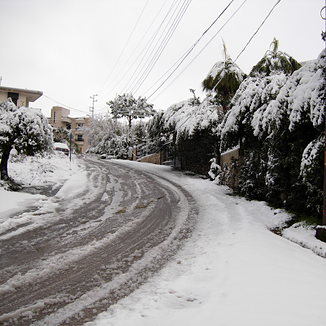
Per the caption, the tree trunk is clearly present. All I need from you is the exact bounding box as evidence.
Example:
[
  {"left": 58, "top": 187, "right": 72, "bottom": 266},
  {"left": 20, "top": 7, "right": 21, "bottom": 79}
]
[
  {"left": 128, "top": 116, "right": 132, "bottom": 130},
  {"left": 0, "top": 146, "right": 12, "bottom": 180}
]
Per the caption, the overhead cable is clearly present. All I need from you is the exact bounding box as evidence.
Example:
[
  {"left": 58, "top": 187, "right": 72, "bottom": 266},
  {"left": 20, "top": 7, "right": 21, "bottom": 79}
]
[
  {"left": 149, "top": 0, "right": 247, "bottom": 100},
  {"left": 102, "top": 0, "right": 167, "bottom": 97},
  {"left": 147, "top": 0, "right": 235, "bottom": 99},
  {"left": 99, "top": 0, "right": 150, "bottom": 92},
  {"left": 120, "top": 0, "right": 180, "bottom": 93},
  {"left": 234, "top": 0, "right": 282, "bottom": 62},
  {"left": 44, "top": 95, "right": 90, "bottom": 115},
  {"left": 130, "top": 0, "right": 192, "bottom": 95}
]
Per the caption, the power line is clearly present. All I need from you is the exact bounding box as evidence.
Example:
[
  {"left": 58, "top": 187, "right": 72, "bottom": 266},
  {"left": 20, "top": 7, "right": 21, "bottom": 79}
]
[
  {"left": 234, "top": 0, "right": 282, "bottom": 62},
  {"left": 43, "top": 95, "right": 90, "bottom": 115},
  {"left": 130, "top": 0, "right": 192, "bottom": 95},
  {"left": 146, "top": 0, "right": 235, "bottom": 99},
  {"left": 101, "top": 0, "right": 169, "bottom": 99},
  {"left": 128, "top": 0, "right": 189, "bottom": 93},
  {"left": 149, "top": 0, "right": 247, "bottom": 101},
  {"left": 99, "top": 0, "right": 150, "bottom": 92},
  {"left": 120, "top": 0, "right": 180, "bottom": 94}
]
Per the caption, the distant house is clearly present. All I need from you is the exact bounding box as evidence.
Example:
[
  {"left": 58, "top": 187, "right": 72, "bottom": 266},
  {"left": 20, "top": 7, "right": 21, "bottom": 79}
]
[
  {"left": 48, "top": 106, "right": 90, "bottom": 153},
  {"left": 0, "top": 85, "right": 42, "bottom": 107}
]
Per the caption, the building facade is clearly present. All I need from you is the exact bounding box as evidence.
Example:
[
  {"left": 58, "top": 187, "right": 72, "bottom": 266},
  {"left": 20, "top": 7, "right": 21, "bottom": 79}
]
[
  {"left": 0, "top": 86, "right": 42, "bottom": 107},
  {"left": 49, "top": 106, "right": 90, "bottom": 153}
]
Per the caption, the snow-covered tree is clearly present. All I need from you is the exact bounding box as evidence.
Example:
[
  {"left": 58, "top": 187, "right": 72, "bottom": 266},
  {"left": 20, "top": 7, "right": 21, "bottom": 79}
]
[
  {"left": 254, "top": 49, "right": 325, "bottom": 214},
  {"left": 219, "top": 47, "right": 325, "bottom": 218},
  {"left": 84, "top": 115, "right": 131, "bottom": 158},
  {"left": 0, "top": 100, "right": 52, "bottom": 180},
  {"left": 250, "top": 38, "right": 301, "bottom": 77},
  {"left": 53, "top": 127, "right": 69, "bottom": 143},
  {"left": 107, "top": 93, "right": 155, "bottom": 129},
  {"left": 202, "top": 43, "right": 246, "bottom": 112},
  {"left": 84, "top": 115, "right": 117, "bottom": 150}
]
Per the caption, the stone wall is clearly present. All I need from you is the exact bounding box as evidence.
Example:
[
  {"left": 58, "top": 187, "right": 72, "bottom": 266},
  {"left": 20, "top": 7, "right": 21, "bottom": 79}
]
[
  {"left": 220, "top": 147, "right": 240, "bottom": 190},
  {"left": 137, "top": 152, "right": 161, "bottom": 165}
]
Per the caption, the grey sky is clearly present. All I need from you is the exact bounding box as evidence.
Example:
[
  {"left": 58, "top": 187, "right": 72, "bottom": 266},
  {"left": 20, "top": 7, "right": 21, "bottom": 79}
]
[{"left": 0, "top": 0, "right": 324, "bottom": 117}]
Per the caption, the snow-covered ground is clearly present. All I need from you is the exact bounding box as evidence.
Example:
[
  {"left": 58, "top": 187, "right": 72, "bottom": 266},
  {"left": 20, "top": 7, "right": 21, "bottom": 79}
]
[
  {"left": 87, "top": 160, "right": 326, "bottom": 326},
  {"left": 1, "top": 156, "right": 326, "bottom": 326},
  {"left": 0, "top": 152, "right": 86, "bottom": 224}
]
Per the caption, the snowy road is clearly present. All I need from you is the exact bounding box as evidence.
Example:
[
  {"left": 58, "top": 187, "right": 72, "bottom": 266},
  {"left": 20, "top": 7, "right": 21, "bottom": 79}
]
[{"left": 0, "top": 158, "right": 197, "bottom": 325}]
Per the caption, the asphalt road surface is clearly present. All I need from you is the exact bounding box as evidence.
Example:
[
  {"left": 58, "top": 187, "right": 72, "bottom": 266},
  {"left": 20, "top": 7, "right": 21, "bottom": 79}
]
[{"left": 0, "top": 158, "right": 197, "bottom": 325}]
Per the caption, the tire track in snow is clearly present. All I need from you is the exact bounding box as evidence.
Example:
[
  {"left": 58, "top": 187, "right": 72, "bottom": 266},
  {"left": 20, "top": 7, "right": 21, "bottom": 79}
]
[{"left": 0, "top": 159, "right": 197, "bottom": 325}]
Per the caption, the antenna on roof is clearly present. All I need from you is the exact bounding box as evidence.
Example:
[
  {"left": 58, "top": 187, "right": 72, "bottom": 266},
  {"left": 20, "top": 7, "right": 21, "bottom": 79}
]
[{"left": 0, "top": 76, "right": 2, "bottom": 86}]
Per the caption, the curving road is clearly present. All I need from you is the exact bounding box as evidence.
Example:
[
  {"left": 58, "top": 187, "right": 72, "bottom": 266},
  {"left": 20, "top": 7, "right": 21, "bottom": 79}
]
[{"left": 0, "top": 158, "right": 197, "bottom": 325}]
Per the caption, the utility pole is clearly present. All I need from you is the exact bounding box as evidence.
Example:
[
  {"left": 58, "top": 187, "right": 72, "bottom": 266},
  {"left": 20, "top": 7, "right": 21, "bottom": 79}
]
[{"left": 89, "top": 94, "right": 98, "bottom": 119}]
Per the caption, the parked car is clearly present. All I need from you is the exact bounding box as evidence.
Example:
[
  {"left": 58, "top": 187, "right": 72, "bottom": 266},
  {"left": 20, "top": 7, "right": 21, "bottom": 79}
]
[{"left": 53, "top": 142, "right": 70, "bottom": 156}]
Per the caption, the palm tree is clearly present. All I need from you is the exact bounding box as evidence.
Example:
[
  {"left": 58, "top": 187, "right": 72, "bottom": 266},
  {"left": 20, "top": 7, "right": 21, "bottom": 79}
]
[
  {"left": 250, "top": 38, "right": 301, "bottom": 77},
  {"left": 202, "top": 41, "right": 246, "bottom": 112}
]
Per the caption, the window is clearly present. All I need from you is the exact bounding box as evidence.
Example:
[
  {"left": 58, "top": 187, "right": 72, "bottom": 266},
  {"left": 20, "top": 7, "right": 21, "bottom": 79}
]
[
  {"left": 76, "top": 134, "right": 83, "bottom": 141},
  {"left": 8, "top": 92, "right": 19, "bottom": 106}
]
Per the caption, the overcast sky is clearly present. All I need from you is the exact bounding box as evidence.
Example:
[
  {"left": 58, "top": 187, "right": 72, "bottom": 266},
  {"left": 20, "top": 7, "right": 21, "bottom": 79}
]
[{"left": 0, "top": 0, "right": 324, "bottom": 117}]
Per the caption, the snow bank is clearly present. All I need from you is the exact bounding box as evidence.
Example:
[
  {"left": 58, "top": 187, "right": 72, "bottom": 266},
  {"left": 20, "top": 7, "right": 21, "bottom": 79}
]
[
  {"left": 8, "top": 153, "right": 82, "bottom": 187},
  {"left": 282, "top": 222, "right": 326, "bottom": 258},
  {"left": 0, "top": 189, "right": 44, "bottom": 222},
  {"left": 0, "top": 153, "right": 86, "bottom": 223},
  {"left": 55, "top": 170, "right": 88, "bottom": 200}
]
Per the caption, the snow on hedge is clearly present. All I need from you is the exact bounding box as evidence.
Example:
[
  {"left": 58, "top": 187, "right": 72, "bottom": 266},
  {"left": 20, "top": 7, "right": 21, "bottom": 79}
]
[
  {"left": 300, "top": 135, "right": 324, "bottom": 179},
  {"left": 163, "top": 97, "right": 221, "bottom": 137},
  {"left": 219, "top": 48, "right": 325, "bottom": 150},
  {"left": 253, "top": 49, "right": 325, "bottom": 136},
  {"left": 219, "top": 73, "right": 288, "bottom": 150}
]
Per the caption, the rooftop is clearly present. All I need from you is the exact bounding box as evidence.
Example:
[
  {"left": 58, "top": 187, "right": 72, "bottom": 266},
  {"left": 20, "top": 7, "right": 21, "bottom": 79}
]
[{"left": 0, "top": 85, "right": 43, "bottom": 102}]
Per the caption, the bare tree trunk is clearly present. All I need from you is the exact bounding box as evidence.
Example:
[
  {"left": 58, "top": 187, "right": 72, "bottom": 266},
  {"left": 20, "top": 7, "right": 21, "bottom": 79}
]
[
  {"left": 128, "top": 116, "right": 132, "bottom": 130},
  {"left": 0, "top": 146, "right": 12, "bottom": 180}
]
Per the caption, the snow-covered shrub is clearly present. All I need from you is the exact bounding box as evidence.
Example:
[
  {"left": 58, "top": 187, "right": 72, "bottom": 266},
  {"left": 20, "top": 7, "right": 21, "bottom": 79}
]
[
  {"left": 218, "top": 46, "right": 324, "bottom": 219},
  {"left": 262, "top": 49, "right": 325, "bottom": 214},
  {"left": 0, "top": 100, "right": 53, "bottom": 180},
  {"left": 208, "top": 158, "right": 221, "bottom": 181},
  {"left": 220, "top": 73, "right": 288, "bottom": 151},
  {"left": 299, "top": 135, "right": 324, "bottom": 216},
  {"left": 163, "top": 97, "right": 222, "bottom": 139},
  {"left": 146, "top": 97, "right": 223, "bottom": 174},
  {"left": 219, "top": 73, "right": 288, "bottom": 200}
]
